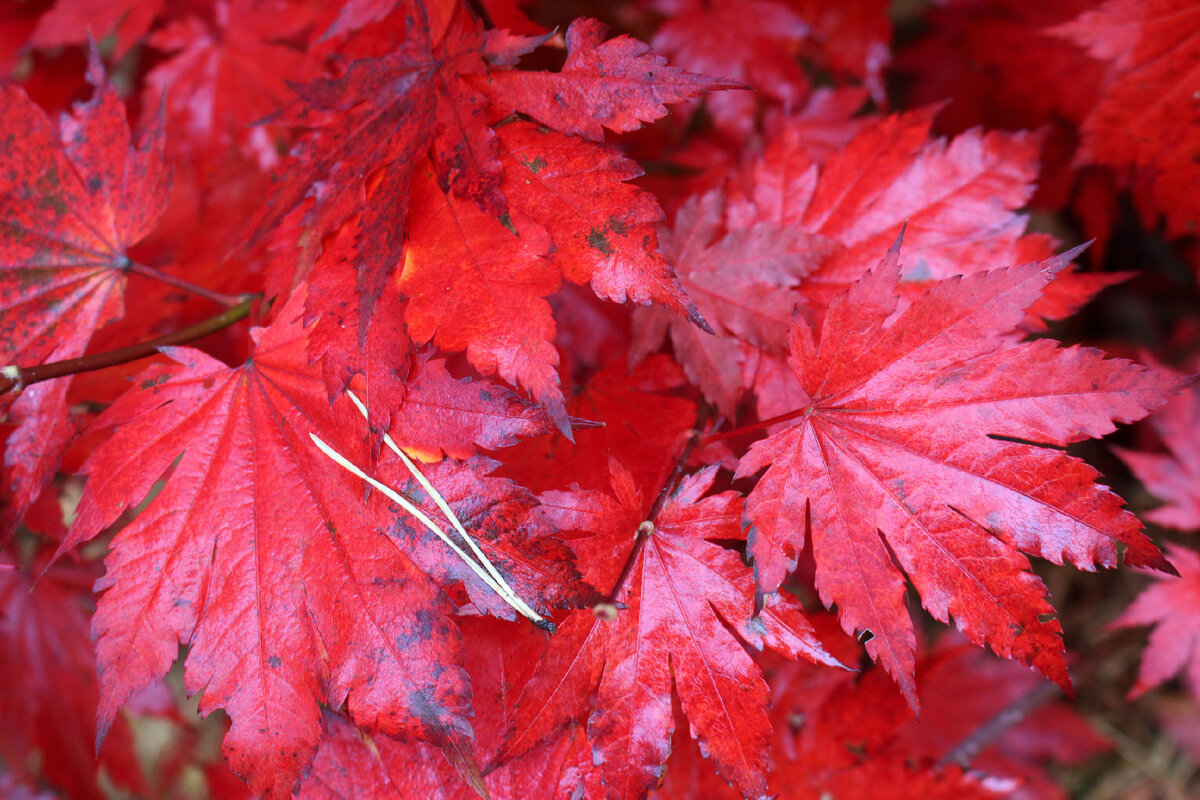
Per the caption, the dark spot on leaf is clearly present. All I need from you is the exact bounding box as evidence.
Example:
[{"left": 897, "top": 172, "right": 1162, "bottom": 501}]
[
  {"left": 521, "top": 155, "right": 548, "bottom": 174},
  {"left": 269, "top": 656, "right": 281, "bottom": 668},
  {"left": 499, "top": 211, "right": 518, "bottom": 236},
  {"left": 140, "top": 373, "right": 168, "bottom": 391},
  {"left": 587, "top": 228, "right": 614, "bottom": 255},
  {"left": 38, "top": 192, "right": 68, "bottom": 217}
]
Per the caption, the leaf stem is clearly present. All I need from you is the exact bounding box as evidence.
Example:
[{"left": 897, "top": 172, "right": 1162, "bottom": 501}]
[
  {"left": 0, "top": 296, "right": 256, "bottom": 396},
  {"left": 699, "top": 406, "right": 808, "bottom": 446},
  {"left": 604, "top": 408, "right": 709, "bottom": 604},
  {"left": 126, "top": 261, "right": 245, "bottom": 307}
]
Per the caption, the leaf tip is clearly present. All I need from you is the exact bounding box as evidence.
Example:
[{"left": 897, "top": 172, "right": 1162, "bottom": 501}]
[{"left": 689, "top": 302, "right": 715, "bottom": 335}]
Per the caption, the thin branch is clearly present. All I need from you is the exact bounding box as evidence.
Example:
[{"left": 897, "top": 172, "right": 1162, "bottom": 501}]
[
  {"left": 127, "top": 261, "right": 245, "bottom": 307},
  {"left": 939, "top": 680, "right": 1062, "bottom": 768},
  {"left": 464, "top": 0, "right": 495, "bottom": 29},
  {"left": 1, "top": 296, "right": 256, "bottom": 396},
  {"left": 939, "top": 627, "right": 1148, "bottom": 769}
]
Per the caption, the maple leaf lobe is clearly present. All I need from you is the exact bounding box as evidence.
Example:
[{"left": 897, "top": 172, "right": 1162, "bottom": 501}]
[{"left": 473, "top": 17, "right": 747, "bottom": 142}]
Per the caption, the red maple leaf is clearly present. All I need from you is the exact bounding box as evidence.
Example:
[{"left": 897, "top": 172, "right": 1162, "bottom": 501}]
[
  {"left": 247, "top": 12, "right": 436, "bottom": 354},
  {"left": 300, "top": 202, "right": 549, "bottom": 454},
  {"left": 894, "top": 0, "right": 1103, "bottom": 134},
  {"left": 731, "top": 110, "right": 1055, "bottom": 300},
  {"left": 1054, "top": 0, "right": 1200, "bottom": 237},
  {"left": 1115, "top": 375, "right": 1200, "bottom": 531},
  {"left": 766, "top": 658, "right": 1004, "bottom": 800},
  {"left": 4, "top": 2, "right": 1199, "bottom": 797},
  {"left": 737, "top": 239, "right": 1180, "bottom": 704},
  {"left": 788, "top": 0, "right": 891, "bottom": 102},
  {"left": 1114, "top": 543, "right": 1200, "bottom": 699},
  {"left": 378, "top": 452, "right": 591, "bottom": 620},
  {"left": 302, "top": 228, "right": 415, "bottom": 440},
  {"left": 399, "top": 160, "right": 567, "bottom": 430},
  {"left": 142, "top": 0, "right": 320, "bottom": 163},
  {"left": 384, "top": 351, "right": 559, "bottom": 461},
  {"left": 0, "top": 54, "right": 168, "bottom": 533},
  {"left": 501, "top": 462, "right": 840, "bottom": 799},
  {"left": 58, "top": 289, "right": 486, "bottom": 799},
  {"left": 496, "top": 120, "right": 700, "bottom": 325},
  {"left": 649, "top": 0, "right": 810, "bottom": 139},
  {"left": 889, "top": 0, "right": 1125, "bottom": 258},
  {"left": 299, "top": 619, "right": 594, "bottom": 799},
  {"left": 497, "top": 355, "right": 697, "bottom": 496},
  {"left": 472, "top": 17, "right": 745, "bottom": 142},
  {"left": 0, "top": 558, "right": 144, "bottom": 800},
  {"left": 255, "top": 8, "right": 731, "bottom": 433},
  {"left": 249, "top": 3, "right": 489, "bottom": 379},
  {"left": 639, "top": 109, "right": 1117, "bottom": 419},
  {"left": 29, "top": 0, "right": 163, "bottom": 57}
]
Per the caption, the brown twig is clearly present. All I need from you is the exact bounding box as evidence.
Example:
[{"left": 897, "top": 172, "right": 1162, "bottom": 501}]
[
  {"left": 939, "top": 627, "right": 1148, "bottom": 769},
  {"left": 1, "top": 295, "right": 256, "bottom": 396},
  {"left": 940, "top": 680, "right": 1063, "bottom": 768}
]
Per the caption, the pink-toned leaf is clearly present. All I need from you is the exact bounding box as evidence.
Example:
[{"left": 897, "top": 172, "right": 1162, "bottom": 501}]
[
  {"left": 1114, "top": 543, "right": 1200, "bottom": 698},
  {"left": 1115, "top": 374, "right": 1200, "bottom": 531}
]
